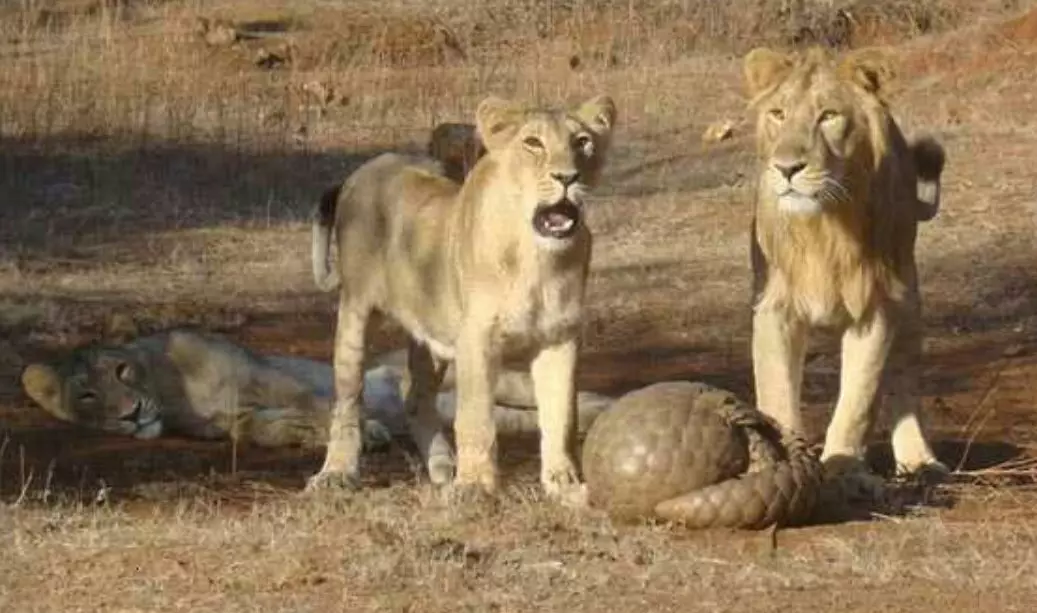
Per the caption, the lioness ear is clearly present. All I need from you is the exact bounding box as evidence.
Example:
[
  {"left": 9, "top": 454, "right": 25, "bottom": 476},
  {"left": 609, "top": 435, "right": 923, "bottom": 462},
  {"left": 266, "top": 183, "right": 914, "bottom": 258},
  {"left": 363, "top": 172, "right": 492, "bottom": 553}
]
[
  {"left": 838, "top": 47, "right": 896, "bottom": 96},
  {"left": 743, "top": 47, "right": 793, "bottom": 98},
  {"left": 475, "top": 96, "right": 523, "bottom": 151},
  {"left": 574, "top": 95, "right": 617, "bottom": 137},
  {"left": 21, "top": 363, "right": 72, "bottom": 421}
]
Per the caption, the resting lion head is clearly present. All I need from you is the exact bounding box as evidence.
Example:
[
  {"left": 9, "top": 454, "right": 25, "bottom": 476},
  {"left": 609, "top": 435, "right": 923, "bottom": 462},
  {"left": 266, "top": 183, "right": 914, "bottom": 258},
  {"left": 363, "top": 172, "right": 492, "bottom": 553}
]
[
  {"left": 21, "top": 347, "right": 163, "bottom": 439},
  {"left": 744, "top": 46, "right": 902, "bottom": 217},
  {"left": 472, "top": 95, "right": 617, "bottom": 249}
]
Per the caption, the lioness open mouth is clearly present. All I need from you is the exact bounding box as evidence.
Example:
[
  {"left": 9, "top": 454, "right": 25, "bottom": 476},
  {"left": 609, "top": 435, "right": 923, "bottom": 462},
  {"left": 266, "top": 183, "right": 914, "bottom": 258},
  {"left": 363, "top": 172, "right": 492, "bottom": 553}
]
[{"left": 532, "top": 201, "right": 581, "bottom": 239}]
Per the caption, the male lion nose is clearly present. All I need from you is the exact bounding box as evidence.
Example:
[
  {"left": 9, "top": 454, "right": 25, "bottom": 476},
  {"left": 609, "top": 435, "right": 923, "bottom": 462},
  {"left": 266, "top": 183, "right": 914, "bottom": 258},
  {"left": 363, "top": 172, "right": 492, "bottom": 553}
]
[
  {"left": 773, "top": 160, "right": 807, "bottom": 180},
  {"left": 551, "top": 171, "right": 580, "bottom": 187}
]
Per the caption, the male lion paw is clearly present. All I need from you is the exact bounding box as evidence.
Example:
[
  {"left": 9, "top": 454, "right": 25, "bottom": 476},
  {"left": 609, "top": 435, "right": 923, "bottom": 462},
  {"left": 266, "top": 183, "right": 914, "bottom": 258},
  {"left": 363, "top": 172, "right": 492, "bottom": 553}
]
[
  {"left": 305, "top": 470, "right": 362, "bottom": 493},
  {"left": 895, "top": 459, "right": 950, "bottom": 486},
  {"left": 820, "top": 454, "right": 888, "bottom": 507}
]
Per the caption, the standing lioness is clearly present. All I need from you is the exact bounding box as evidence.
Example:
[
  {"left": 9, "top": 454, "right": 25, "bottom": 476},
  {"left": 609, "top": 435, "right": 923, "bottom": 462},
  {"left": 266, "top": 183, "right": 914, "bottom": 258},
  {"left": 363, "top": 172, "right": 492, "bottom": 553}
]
[
  {"left": 310, "top": 95, "right": 617, "bottom": 500},
  {"left": 743, "top": 46, "right": 948, "bottom": 487}
]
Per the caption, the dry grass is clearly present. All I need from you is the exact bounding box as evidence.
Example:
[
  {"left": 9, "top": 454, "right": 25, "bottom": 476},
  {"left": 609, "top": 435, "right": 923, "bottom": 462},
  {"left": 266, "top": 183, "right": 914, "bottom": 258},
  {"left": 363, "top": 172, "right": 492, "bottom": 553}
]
[{"left": 2, "top": 0, "right": 1037, "bottom": 610}]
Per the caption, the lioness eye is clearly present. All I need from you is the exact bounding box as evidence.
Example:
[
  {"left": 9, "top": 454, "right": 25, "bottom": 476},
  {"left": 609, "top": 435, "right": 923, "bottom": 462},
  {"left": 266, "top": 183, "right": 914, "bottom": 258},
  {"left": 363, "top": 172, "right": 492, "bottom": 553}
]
[
  {"left": 573, "top": 134, "right": 592, "bottom": 149},
  {"left": 767, "top": 108, "right": 785, "bottom": 121},
  {"left": 523, "top": 136, "right": 544, "bottom": 149},
  {"left": 819, "top": 110, "right": 840, "bottom": 123}
]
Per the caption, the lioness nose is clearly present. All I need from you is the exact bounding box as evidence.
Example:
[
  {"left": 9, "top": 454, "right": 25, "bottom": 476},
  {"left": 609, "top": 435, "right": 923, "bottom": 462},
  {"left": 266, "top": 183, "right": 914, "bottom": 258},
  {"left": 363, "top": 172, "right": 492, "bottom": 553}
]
[
  {"left": 551, "top": 171, "right": 580, "bottom": 186},
  {"left": 773, "top": 160, "right": 807, "bottom": 180}
]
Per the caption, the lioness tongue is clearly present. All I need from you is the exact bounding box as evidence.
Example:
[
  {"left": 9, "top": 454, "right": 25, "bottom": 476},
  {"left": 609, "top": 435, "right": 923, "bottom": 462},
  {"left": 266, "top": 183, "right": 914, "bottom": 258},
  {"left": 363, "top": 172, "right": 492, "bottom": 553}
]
[{"left": 547, "top": 212, "right": 573, "bottom": 228}]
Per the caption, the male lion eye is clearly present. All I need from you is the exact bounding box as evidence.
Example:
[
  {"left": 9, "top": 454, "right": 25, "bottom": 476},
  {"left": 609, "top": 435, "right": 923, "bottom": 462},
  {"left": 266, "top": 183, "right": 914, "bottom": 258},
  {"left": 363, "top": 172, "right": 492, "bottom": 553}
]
[
  {"left": 78, "top": 391, "right": 98, "bottom": 404},
  {"left": 523, "top": 136, "right": 544, "bottom": 149},
  {"left": 573, "top": 135, "right": 592, "bottom": 149},
  {"left": 767, "top": 108, "right": 785, "bottom": 121},
  {"left": 819, "top": 110, "right": 840, "bottom": 123}
]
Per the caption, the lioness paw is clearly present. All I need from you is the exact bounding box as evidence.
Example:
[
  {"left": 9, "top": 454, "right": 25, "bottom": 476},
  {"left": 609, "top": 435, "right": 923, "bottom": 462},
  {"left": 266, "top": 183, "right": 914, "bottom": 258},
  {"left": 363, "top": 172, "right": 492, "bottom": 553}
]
[
  {"left": 305, "top": 470, "right": 362, "bottom": 493},
  {"left": 541, "top": 463, "right": 587, "bottom": 508}
]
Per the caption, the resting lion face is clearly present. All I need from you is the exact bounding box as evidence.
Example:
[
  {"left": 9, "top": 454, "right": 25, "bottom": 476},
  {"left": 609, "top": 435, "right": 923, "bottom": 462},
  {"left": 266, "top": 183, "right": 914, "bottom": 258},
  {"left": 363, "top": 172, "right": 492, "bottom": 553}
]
[
  {"left": 21, "top": 348, "right": 163, "bottom": 439},
  {"left": 745, "top": 47, "right": 893, "bottom": 216},
  {"left": 474, "top": 95, "right": 616, "bottom": 250}
]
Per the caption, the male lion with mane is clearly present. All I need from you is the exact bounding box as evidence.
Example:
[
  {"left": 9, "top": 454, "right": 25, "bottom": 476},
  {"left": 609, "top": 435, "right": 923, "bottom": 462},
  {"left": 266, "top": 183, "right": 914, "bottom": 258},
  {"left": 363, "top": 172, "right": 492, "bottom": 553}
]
[
  {"left": 310, "top": 95, "right": 617, "bottom": 501},
  {"left": 743, "top": 46, "right": 948, "bottom": 490}
]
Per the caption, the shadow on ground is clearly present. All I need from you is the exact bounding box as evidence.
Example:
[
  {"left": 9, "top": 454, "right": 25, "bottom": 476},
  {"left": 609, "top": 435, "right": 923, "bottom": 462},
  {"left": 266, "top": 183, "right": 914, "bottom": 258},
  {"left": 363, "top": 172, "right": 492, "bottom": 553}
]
[{"left": 0, "top": 134, "right": 392, "bottom": 256}]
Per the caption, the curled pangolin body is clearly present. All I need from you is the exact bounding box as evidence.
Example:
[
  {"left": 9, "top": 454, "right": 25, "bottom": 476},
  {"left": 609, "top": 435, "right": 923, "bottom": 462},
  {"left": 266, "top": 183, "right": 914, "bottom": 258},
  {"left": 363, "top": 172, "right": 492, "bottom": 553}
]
[{"left": 581, "top": 381, "right": 821, "bottom": 529}]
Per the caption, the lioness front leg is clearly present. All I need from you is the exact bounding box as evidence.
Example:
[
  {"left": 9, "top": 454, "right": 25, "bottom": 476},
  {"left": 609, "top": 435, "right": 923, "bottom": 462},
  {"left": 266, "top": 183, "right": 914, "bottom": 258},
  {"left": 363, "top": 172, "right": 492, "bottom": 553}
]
[
  {"left": 531, "top": 339, "right": 585, "bottom": 505},
  {"left": 452, "top": 326, "right": 500, "bottom": 493},
  {"left": 307, "top": 306, "right": 369, "bottom": 492},
  {"left": 752, "top": 308, "right": 808, "bottom": 435},
  {"left": 404, "top": 340, "right": 456, "bottom": 485}
]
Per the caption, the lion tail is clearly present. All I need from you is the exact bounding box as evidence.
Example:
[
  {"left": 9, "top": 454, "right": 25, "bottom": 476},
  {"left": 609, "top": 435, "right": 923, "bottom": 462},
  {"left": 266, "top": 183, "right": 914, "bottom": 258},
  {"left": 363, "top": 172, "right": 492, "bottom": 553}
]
[
  {"left": 311, "top": 184, "right": 342, "bottom": 292},
  {"left": 911, "top": 134, "right": 946, "bottom": 222}
]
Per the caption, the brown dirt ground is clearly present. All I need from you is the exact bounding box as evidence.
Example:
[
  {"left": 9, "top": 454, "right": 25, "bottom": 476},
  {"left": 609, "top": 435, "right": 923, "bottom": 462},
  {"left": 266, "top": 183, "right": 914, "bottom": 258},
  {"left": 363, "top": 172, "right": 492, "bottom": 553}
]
[{"left": 1, "top": 1, "right": 1037, "bottom": 611}]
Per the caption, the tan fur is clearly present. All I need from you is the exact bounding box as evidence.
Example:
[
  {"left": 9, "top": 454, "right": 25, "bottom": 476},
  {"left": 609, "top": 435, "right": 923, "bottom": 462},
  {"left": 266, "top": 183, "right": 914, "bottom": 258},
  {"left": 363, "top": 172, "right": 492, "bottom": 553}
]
[
  {"left": 743, "top": 46, "right": 947, "bottom": 481},
  {"left": 20, "top": 329, "right": 614, "bottom": 450},
  {"left": 310, "top": 95, "right": 617, "bottom": 500}
]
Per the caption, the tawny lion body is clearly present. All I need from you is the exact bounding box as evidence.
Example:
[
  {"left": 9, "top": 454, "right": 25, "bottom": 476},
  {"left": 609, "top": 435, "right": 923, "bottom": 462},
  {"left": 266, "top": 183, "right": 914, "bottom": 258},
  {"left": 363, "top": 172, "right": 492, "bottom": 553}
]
[
  {"left": 742, "top": 46, "right": 948, "bottom": 484},
  {"left": 20, "top": 329, "right": 613, "bottom": 449},
  {"left": 310, "top": 95, "right": 617, "bottom": 499}
]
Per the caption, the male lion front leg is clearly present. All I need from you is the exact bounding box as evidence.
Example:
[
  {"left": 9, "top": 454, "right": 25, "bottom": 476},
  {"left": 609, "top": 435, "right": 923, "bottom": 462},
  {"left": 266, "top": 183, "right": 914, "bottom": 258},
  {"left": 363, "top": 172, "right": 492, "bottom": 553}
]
[
  {"left": 884, "top": 301, "right": 947, "bottom": 479},
  {"left": 752, "top": 308, "right": 808, "bottom": 435},
  {"left": 531, "top": 340, "right": 585, "bottom": 506},
  {"left": 451, "top": 326, "right": 501, "bottom": 494},
  {"left": 404, "top": 341, "right": 456, "bottom": 486},
  {"left": 307, "top": 306, "right": 369, "bottom": 492},
  {"left": 821, "top": 311, "right": 894, "bottom": 501}
]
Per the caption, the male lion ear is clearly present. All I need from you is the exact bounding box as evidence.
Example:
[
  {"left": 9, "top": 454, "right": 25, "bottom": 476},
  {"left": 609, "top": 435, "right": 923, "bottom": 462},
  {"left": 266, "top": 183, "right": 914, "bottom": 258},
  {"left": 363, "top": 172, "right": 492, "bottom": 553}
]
[
  {"left": 838, "top": 47, "right": 896, "bottom": 96},
  {"left": 20, "top": 363, "right": 72, "bottom": 421},
  {"left": 574, "top": 95, "right": 618, "bottom": 137},
  {"left": 743, "top": 47, "right": 793, "bottom": 98},
  {"left": 475, "top": 96, "right": 523, "bottom": 151}
]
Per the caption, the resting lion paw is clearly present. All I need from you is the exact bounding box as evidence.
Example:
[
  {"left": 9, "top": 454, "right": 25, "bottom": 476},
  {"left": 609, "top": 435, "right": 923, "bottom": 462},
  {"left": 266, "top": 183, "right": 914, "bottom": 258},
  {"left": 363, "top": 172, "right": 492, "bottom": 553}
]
[
  {"left": 426, "top": 453, "right": 457, "bottom": 486},
  {"left": 361, "top": 419, "right": 395, "bottom": 452}
]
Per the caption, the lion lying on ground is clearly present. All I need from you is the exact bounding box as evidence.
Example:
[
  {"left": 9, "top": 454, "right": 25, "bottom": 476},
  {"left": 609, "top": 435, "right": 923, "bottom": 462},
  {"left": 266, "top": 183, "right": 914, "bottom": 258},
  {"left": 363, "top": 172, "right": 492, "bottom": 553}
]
[
  {"left": 310, "top": 95, "right": 617, "bottom": 501},
  {"left": 21, "top": 329, "right": 824, "bottom": 530},
  {"left": 742, "top": 45, "right": 948, "bottom": 490},
  {"left": 20, "top": 329, "right": 613, "bottom": 451}
]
